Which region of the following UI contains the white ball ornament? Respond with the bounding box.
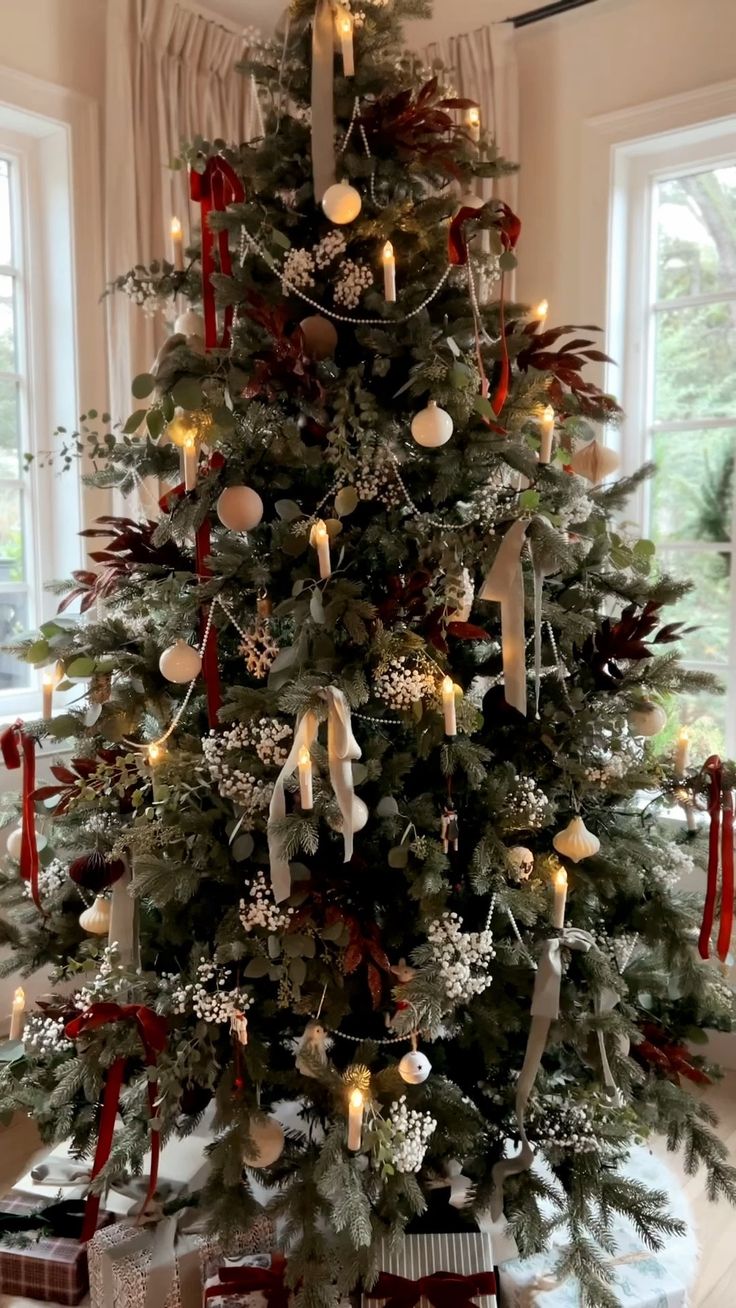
[159,639,202,684]
[411,400,454,449]
[5,826,46,860]
[628,701,667,738]
[216,486,264,533]
[79,895,111,936]
[321,181,362,225]
[398,1050,432,1085]
[174,310,205,339]
[242,1115,285,1168]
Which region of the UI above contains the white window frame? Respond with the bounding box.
[0,69,110,723]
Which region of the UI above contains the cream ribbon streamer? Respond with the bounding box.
[478,518,529,716]
[109,856,140,970]
[491,928,594,1220]
[311,0,338,202]
[268,709,319,903]
[323,685,362,864]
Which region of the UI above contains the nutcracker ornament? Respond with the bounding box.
[441,805,459,853]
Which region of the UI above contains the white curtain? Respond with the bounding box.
[104,0,263,431]
[423,24,519,211]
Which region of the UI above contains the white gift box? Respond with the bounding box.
[362,1232,497,1308]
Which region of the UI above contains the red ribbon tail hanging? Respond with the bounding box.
[190,156,245,352]
[80,1055,126,1242]
[718,788,734,962]
[195,519,221,729]
[699,756,722,960]
[491,274,509,417]
[1,723,41,911]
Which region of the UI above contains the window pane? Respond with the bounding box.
[0,589,30,691]
[674,684,727,760]
[0,273,17,372]
[655,167,736,301]
[0,486,25,584]
[0,378,20,476]
[653,302,736,421]
[650,429,733,543]
[0,159,10,266]
[658,549,731,664]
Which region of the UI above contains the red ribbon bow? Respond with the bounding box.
[189,156,245,351]
[1,721,41,910]
[633,1021,712,1087]
[699,755,734,962]
[204,1254,289,1306]
[64,1003,168,1242]
[366,1269,497,1308]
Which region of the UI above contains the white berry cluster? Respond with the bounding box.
[353,451,403,507]
[169,958,253,1025]
[647,841,695,891]
[201,731,273,822]
[527,1099,603,1154]
[281,247,315,290]
[22,858,68,902]
[240,870,295,933]
[506,775,550,830]
[210,719,291,770]
[120,272,160,314]
[239,623,279,679]
[22,1014,71,1058]
[471,473,508,528]
[426,913,495,1002]
[314,230,346,268]
[386,1097,437,1173]
[74,945,129,1009]
[374,656,436,710]
[334,259,374,309]
[557,488,595,530]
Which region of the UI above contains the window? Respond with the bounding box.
[610,118,736,759]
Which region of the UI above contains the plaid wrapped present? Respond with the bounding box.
[361,1233,497,1308]
[88,1213,274,1308]
[0,1189,113,1305]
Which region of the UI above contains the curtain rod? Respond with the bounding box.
[506,0,599,28]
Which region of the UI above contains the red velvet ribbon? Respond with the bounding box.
[365,1269,497,1308]
[448,202,521,418]
[204,1254,289,1306]
[1,721,41,910]
[194,518,221,728]
[699,756,734,962]
[634,1022,712,1086]
[64,1003,168,1242]
[189,157,245,351]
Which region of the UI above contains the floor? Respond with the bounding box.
[1,1077,735,1306]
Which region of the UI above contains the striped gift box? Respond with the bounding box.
[0,1191,113,1306]
[364,1232,497,1308]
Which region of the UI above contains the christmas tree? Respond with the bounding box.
[1,1,735,1304]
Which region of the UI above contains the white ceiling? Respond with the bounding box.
[203,0,525,40]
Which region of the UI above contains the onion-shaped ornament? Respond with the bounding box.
[6,826,47,861]
[628,701,667,738]
[321,181,362,225]
[507,846,534,882]
[411,400,454,449]
[242,1114,285,1168]
[299,314,338,359]
[569,440,620,484]
[69,851,126,892]
[159,640,202,684]
[216,486,264,533]
[552,815,600,863]
[79,895,111,936]
[398,1049,432,1085]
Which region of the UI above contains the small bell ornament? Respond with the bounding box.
[553,815,600,863]
[321,181,362,225]
[79,895,111,936]
[216,486,264,533]
[242,1114,285,1168]
[159,639,202,684]
[398,1037,432,1085]
[411,401,454,448]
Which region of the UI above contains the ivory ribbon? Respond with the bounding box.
[108,857,140,970]
[595,985,623,1103]
[509,1249,652,1308]
[268,709,319,903]
[311,0,337,202]
[478,519,529,716]
[491,928,594,1220]
[99,1207,208,1308]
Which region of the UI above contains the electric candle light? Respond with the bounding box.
[675,726,690,779]
[309,519,332,580]
[534,298,549,328]
[170,216,184,271]
[382,241,396,302]
[539,404,555,464]
[337,9,355,76]
[466,107,481,142]
[298,746,314,810]
[347,1087,364,1151]
[42,669,57,719]
[9,987,25,1041]
[441,675,458,737]
[147,741,166,803]
[552,866,568,930]
[182,432,198,492]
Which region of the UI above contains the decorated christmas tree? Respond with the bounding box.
[1,1,735,1304]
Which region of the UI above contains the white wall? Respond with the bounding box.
[0,0,106,103]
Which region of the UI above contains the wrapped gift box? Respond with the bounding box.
[500,1223,686,1307]
[362,1233,497,1308]
[204,1252,287,1306]
[88,1213,274,1308]
[0,1191,114,1306]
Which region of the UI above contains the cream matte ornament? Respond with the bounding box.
[158,640,202,684]
[242,1114,285,1169]
[321,181,362,225]
[569,440,620,485]
[299,314,338,359]
[174,310,205,339]
[507,846,534,883]
[411,400,454,448]
[398,1049,432,1085]
[216,486,264,533]
[328,795,369,834]
[553,815,601,863]
[5,827,47,861]
[628,701,667,737]
[79,895,111,936]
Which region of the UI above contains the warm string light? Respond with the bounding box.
[170,216,184,271]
